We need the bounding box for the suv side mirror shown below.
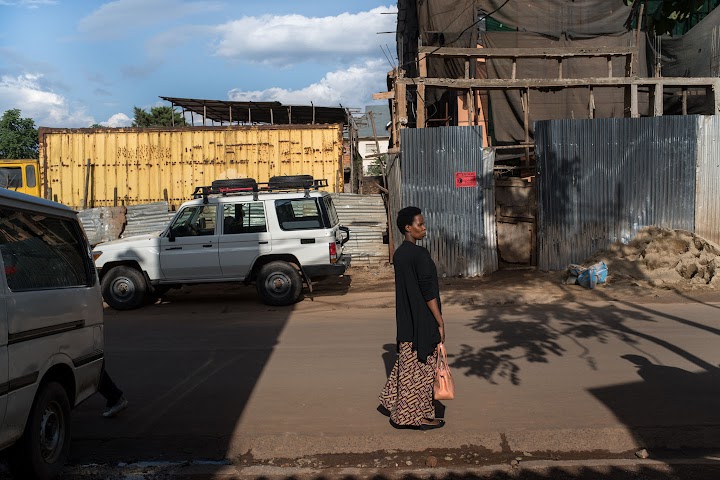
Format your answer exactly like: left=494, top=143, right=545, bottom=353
left=168, top=228, right=176, bottom=242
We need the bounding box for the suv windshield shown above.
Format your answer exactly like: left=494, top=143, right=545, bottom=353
left=275, top=198, right=323, bottom=231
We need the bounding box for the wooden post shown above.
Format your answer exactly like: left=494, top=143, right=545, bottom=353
left=589, top=87, right=595, bottom=119
left=682, top=88, right=688, bottom=115
left=270, top=107, right=274, bottom=125
left=171, top=102, right=175, bottom=127
left=522, top=88, right=530, bottom=166
left=607, top=56, right=613, bottom=78
left=397, top=79, right=407, bottom=138
left=229, top=105, right=233, bottom=124
left=511, top=58, right=517, bottom=79
left=631, top=83, right=639, bottom=118
left=714, top=82, right=720, bottom=114
left=82, top=158, right=91, bottom=210
left=557, top=58, right=563, bottom=79
left=464, top=59, right=470, bottom=79
left=417, top=83, right=426, bottom=128
left=203, top=104, right=206, bottom=126
left=418, top=55, right=428, bottom=128
left=654, top=83, right=663, bottom=116
left=468, top=88, right=475, bottom=126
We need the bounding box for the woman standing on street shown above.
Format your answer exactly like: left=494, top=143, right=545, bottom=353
left=379, top=206, right=445, bottom=430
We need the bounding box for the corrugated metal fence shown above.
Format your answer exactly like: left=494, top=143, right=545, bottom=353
left=389, top=127, right=497, bottom=277
left=330, top=194, right=388, bottom=267
left=535, top=116, right=705, bottom=270
left=696, top=115, right=720, bottom=245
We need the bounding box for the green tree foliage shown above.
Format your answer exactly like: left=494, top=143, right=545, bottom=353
left=131, top=106, right=187, bottom=127
left=0, top=109, right=38, bottom=159
left=366, top=155, right=386, bottom=177
left=625, top=0, right=710, bottom=35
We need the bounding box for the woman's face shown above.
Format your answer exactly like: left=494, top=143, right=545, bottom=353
left=406, top=214, right=427, bottom=240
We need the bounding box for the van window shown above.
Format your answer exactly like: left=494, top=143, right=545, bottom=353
left=275, top=199, right=322, bottom=231
left=222, top=202, right=267, bottom=234
left=169, top=205, right=217, bottom=237
left=0, top=209, right=93, bottom=291
left=322, top=196, right=339, bottom=227
left=0, top=167, right=22, bottom=189
left=26, top=165, right=37, bottom=188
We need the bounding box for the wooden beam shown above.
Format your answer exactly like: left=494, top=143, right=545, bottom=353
left=396, top=76, right=720, bottom=89
left=373, top=91, right=395, bottom=100
left=607, top=56, right=613, bottom=78
left=589, top=87, right=595, bottom=119
left=631, top=83, right=639, bottom=118
left=418, top=46, right=637, bottom=59
left=682, top=88, right=688, bottom=115
left=417, top=83, right=426, bottom=128
left=653, top=83, right=663, bottom=116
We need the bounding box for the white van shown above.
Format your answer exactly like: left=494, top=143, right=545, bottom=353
left=0, top=189, right=104, bottom=479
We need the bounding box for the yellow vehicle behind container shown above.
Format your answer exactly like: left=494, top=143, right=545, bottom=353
left=0, top=159, right=41, bottom=197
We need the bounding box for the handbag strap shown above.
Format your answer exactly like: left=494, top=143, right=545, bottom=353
left=436, top=343, right=448, bottom=368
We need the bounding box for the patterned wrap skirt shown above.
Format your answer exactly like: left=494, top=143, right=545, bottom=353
left=379, top=342, right=438, bottom=426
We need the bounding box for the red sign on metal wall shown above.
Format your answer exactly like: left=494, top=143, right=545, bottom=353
left=455, top=172, right=477, bottom=188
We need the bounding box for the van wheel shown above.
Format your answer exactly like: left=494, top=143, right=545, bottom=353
left=9, top=382, right=71, bottom=480
left=256, top=261, right=303, bottom=306
left=101, top=266, right=147, bottom=310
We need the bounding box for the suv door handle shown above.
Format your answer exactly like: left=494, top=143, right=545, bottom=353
left=202, top=244, right=213, bottom=248
left=258, top=241, right=269, bottom=245
left=165, top=246, right=182, bottom=251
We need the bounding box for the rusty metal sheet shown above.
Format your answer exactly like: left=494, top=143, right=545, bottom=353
left=389, top=127, right=497, bottom=278
left=39, top=124, right=344, bottom=209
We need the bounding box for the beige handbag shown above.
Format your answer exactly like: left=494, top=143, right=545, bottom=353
left=433, top=343, right=455, bottom=400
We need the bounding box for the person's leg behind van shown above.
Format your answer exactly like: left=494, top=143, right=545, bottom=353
left=98, top=363, right=128, bottom=418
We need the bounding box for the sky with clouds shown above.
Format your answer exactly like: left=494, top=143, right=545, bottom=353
left=0, top=0, right=397, bottom=128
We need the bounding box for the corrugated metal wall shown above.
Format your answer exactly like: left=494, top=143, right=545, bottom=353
left=389, top=127, right=497, bottom=277
left=536, top=116, right=699, bottom=271
left=39, top=125, right=343, bottom=210
left=696, top=115, right=720, bottom=245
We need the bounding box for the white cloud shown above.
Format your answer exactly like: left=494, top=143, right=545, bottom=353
left=213, top=7, right=397, bottom=65
left=228, top=59, right=390, bottom=110
left=0, top=73, right=94, bottom=127
left=78, top=0, right=223, bottom=40
left=101, top=112, right=132, bottom=127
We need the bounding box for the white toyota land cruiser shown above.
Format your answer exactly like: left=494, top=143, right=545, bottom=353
left=93, top=176, right=349, bottom=309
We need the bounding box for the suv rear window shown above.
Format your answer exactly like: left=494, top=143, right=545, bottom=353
left=275, top=199, right=323, bottom=231
left=323, top=196, right=339, bottom=227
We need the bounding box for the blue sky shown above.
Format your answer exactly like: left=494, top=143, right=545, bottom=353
left=0, top=0, right=397, bottom=127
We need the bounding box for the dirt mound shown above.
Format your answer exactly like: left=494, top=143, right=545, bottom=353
left=584, top=227, right=720, bottom=289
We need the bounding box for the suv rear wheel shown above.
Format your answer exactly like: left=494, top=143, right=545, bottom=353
left=256, top=261, right=303, bottom=306
left=101, top=266, right=147, bottom=310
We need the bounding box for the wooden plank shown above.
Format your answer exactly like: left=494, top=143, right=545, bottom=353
left=682, top=88, right=688, bottom=115
left=631, top=83, right=639, bottom=118
left=607, top=56, right=613, bottom=78
left=396, top=77, right=720, bottom=89
left=589, top=87, right=595, bottom=119
left=373, top=91, right=395, bottom=100
left=558, top=58, right=563, bottom=79
left=511, top=59, right=517, bottom=79
left=418, top=46, right=637, bottom=58
left=417, top=83, right=426, bottom=128
left=468, top=88, right=475, bottom=127
left=654, top=83, right=664, bottom=116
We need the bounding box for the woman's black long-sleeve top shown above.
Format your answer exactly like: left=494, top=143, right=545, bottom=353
left=392, top=240, right=442, bottom=363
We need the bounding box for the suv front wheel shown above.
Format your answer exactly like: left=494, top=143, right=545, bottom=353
left=256, top=261, right=303, bottom=306
left=101, top=266, right=148, bottom=310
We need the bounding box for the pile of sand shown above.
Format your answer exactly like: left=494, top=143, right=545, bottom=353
left=584, top=227, right=720, bottom=289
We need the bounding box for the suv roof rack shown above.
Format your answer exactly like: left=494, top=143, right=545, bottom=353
left=192, top=177, right=329, bottom=203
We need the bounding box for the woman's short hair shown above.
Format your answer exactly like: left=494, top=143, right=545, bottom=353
left=397, top=206, right=422, bottom=235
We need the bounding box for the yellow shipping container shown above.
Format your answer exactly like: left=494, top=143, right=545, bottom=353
left=38, top=124, right=344, bottom=210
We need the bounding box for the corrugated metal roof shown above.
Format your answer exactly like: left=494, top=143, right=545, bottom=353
left=160, top=96, right=348, bottom=125
left=392, top=127, right=497, bottom=277
left=536, top=116, right=699, bottom=271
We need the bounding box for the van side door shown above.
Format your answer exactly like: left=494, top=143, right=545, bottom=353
left=218, top=201, right=271, bottom=278
left=159, top=204, right=221, bottom=280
